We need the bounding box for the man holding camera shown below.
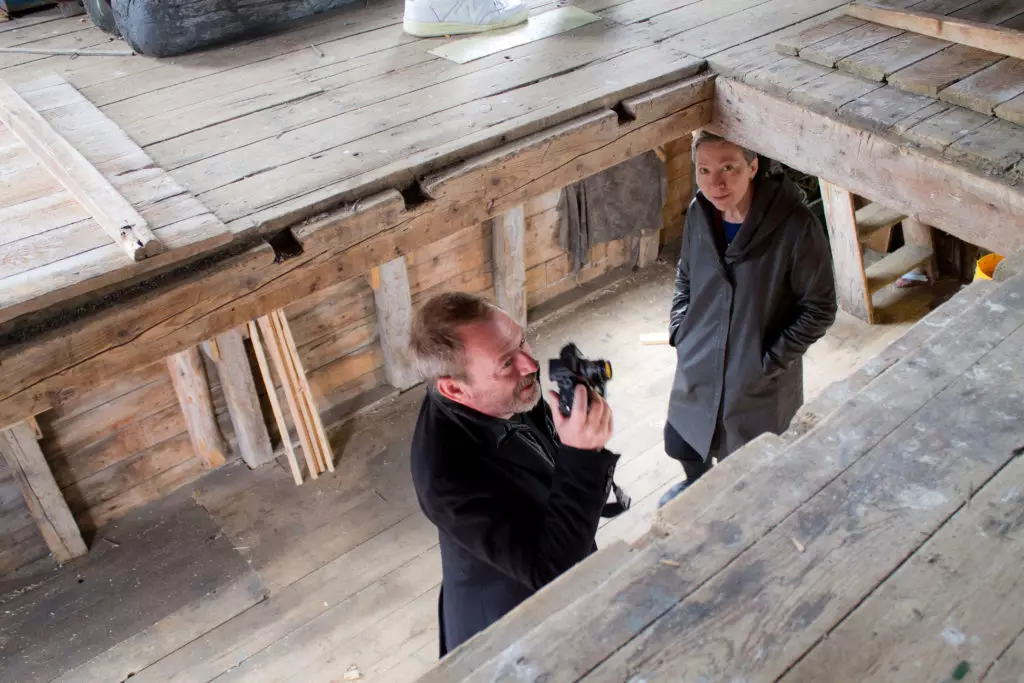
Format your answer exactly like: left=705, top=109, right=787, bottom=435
left=408, top=292, right=619, bottom=657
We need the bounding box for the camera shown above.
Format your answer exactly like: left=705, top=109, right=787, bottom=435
left=548, top=343, right=613, bottom=417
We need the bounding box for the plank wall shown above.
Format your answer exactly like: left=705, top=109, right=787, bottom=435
left=1, top=140, right=693, bottom=574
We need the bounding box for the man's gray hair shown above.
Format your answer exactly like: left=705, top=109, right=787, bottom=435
left=408, top=292, right=496, bottom=380
left=691, top=129, right=758, bottom=164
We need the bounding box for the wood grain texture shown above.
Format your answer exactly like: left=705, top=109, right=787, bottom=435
left=0, top=79, right=158, bottom=261
left=492, top=205, right=528, bottom=327
left=0, top=420, right=86, bottom=563
left=213, top=327, right=274, bottom=469
left=709, top=79, right=1024, bottom=255
left=369, top=257, right=418, bottom=391
left=820, top=180, right=872, bottom=322
left=0, top=75, right=712, bottom=430
left=888, top=43, right=1003, bottom=96
left=248, top=320, right=302, bottom=485
left=938, top=56, right=1024, bottom=115
left=846, top=2, right=1024, bottom=60
left=166, top=346, right=227, bottom=469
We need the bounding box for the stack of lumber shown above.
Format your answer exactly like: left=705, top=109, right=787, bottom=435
left=250, top=310, right=335, bottom=485
left=416, top=266, right=1024, bottom=682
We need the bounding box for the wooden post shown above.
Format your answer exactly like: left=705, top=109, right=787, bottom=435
left=819, top=180, right=873, bottom=323
left=493, top=205, right=528, bottom=327
left=637, top=230, right=661, bottom=268
left=901, top=216, right=937, bottom=280
left=166, top=347, right=228, bottom=469
left=1, top=420, right=87, bottom=564
left=213, top=327, right=275, bottom=469
left=369, top=257, right=418, bottom=391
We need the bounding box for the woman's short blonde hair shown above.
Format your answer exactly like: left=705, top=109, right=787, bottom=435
left=691, top=129, right=758, bottom=164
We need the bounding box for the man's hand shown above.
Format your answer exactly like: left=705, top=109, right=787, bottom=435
left=548, top=385, right=613, bottom=451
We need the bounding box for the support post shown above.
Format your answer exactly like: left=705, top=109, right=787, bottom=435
left=167, top=347, right=228, bottom=468
left=493, top=205, right=528, bottom=327
left=214, top=327, right=275, bottom=468
left=819, top=180, right=873, bottom=323
left=369, top=257, right=418, bottom=391
left=1, top=420, right=87, bottom=564
left=901, top=216, right=937, bottom=280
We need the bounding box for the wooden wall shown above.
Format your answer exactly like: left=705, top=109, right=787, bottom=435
left=1, top=140, right=695, bottom=573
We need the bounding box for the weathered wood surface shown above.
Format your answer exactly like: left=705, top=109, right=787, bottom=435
left=709, top=78, right=1024, bottom=255
left=492, top=205, right=528, bottom=327
left=166, top=346, right=228, bottom=469
left=212, top=327, right=274, bottom=468
left=0, top=420, right=86, bottom=564
left=369, top=257, right=418, bottom=391
left=0, top=73, right=714, bottom=430
left=415, top=268, right=1024, bottom=682
left=846, top=2, right=1024, bottom=61
left=819, top=180, right=872, bottom=322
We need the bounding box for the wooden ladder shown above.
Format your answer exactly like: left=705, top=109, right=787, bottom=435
left=819, top=180, right=935, bottom=324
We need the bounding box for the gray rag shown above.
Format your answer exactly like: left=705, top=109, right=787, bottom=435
left=558, top=151, right=668, bottom=272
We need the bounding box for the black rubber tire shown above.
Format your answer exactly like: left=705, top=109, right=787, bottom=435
left=83, top=0, right=120, bottom=36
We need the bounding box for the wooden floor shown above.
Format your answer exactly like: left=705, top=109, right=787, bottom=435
left=0, top=263, right=937, bottom=683
left=419, top=272, right=1024, bottom=683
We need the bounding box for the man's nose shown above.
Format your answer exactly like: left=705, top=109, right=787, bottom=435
left=516, top=351, right=539, bottom=375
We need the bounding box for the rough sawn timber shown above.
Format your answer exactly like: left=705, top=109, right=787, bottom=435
left=0, top=72, right=714, bottom=430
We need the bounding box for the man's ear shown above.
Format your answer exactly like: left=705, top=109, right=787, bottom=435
left=749, top=156, right=759, bottom=179
left=436, top=377, right=466, bottom=403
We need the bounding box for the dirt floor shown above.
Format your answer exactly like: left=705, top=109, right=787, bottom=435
left=0, top=261, right=956, bottom=683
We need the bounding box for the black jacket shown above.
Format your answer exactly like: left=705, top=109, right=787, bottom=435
left=410, top=388, right=619, bottom=656
left=668, top=172, right=837, bottom=459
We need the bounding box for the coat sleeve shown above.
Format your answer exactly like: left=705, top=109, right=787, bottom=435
left=668, top=210, right=693, bottom=347
left=419, top=444, right=618, bottom=591
left=763, top=216, right=838, bottom=377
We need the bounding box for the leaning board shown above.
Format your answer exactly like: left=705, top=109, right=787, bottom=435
left=0, top=74, right=232, bottom=326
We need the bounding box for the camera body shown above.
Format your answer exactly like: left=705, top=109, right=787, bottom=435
left=548, top=343, right=613, bottom=417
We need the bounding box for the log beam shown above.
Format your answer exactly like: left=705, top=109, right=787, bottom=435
left=166, top=346, right=228, bottom=469
left=492, top=205, right=528, bottom=327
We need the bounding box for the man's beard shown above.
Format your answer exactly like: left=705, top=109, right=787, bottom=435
left=510, top=373, right=542, bottom=414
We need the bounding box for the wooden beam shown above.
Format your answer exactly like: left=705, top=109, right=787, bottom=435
left=708, top=78, right=1024, bottom=255
left=166, top=346, right=227, bottom=469
left=846, top=2, right=1024, bottom=62
left=637, top=230, right=662, bottom=268
left=369, top=257, right=418, bottom=391
left=248, top=320, right=303, bottom=485
left=0, top=74, right=714, bottom=429
left=0, top=80, right=161, bottom=262
left=492, top=205, right=528, bottom=327
left=820, top=180, right=873, bottom=323
left=213, top=327, right=275, bottom=469
left=901, top=216, right=937, bottom=279
left=1, top=420, right=86, bottom=564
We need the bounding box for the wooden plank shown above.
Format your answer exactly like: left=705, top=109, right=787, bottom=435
left=836, top=84, right=936, bottom=132
left=583, top=328, right=1024, bottom=682
left=213, top=327, right=274, bottom=469
left=0, top=79, right=160, bottom=261
left=835, top=31, right=951, bottom=82
left=854, top=202, right=906, bottom=238
left=799, top=21, right=902, bottom=68
left=985, top=630, right=1024, bottom=683
left=900, top=102, right=993, bottom=150
left=165, top=346, right=227, bottom=469
left=248, top=320, right=302, bottom=485
left=820, top=180, right=873, bottom=322
left=775, top=16, right=866, bottom=56
left=946, top=118, right=1024, bottom=173
left=995, top=89, right=1024, bottom=124
left=888, top=43, right=1003, bottom=96
left=0, top=77, right=713, bottom=429
left=0, top=419, right=86, bottom=564
left=369, top=257, right=418, bottom=391
left=257, top=314, right=320, bottom=479
left=846, top=1, right=1024, bottom=60
left=744, top=56, right=833, bottom=98
left=939, top=57, right=1024, bottom=114
left=865, top=244, right=934, bottom=292
left=789, top=69, right=883, bottom=113
left=709, top=78, right=1024, bottom=255
left=492, top=205, right=528, bottom=327
left=780, top=451, right=1024, bottom=682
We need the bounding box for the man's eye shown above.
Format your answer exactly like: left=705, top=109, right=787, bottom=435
left=724, top=165, right=734, bottom=172
left=503, top=358, right=514, bottom=368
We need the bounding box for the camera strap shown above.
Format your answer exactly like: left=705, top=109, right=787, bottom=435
left=601, top=480, right=632, bottom=518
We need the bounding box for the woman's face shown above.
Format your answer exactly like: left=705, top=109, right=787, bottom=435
left=694, top=140, right=758, bottom=216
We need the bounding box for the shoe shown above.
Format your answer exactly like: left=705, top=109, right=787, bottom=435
left=403, top=0, right=530, bottom=37
left=657, top=479, right=691, bottom=509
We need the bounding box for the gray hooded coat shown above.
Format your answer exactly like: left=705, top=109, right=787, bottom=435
left=668, top=172, right=837, bottom=460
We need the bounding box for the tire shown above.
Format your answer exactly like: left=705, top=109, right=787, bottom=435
left=83, top=0, right=120, bottom=36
